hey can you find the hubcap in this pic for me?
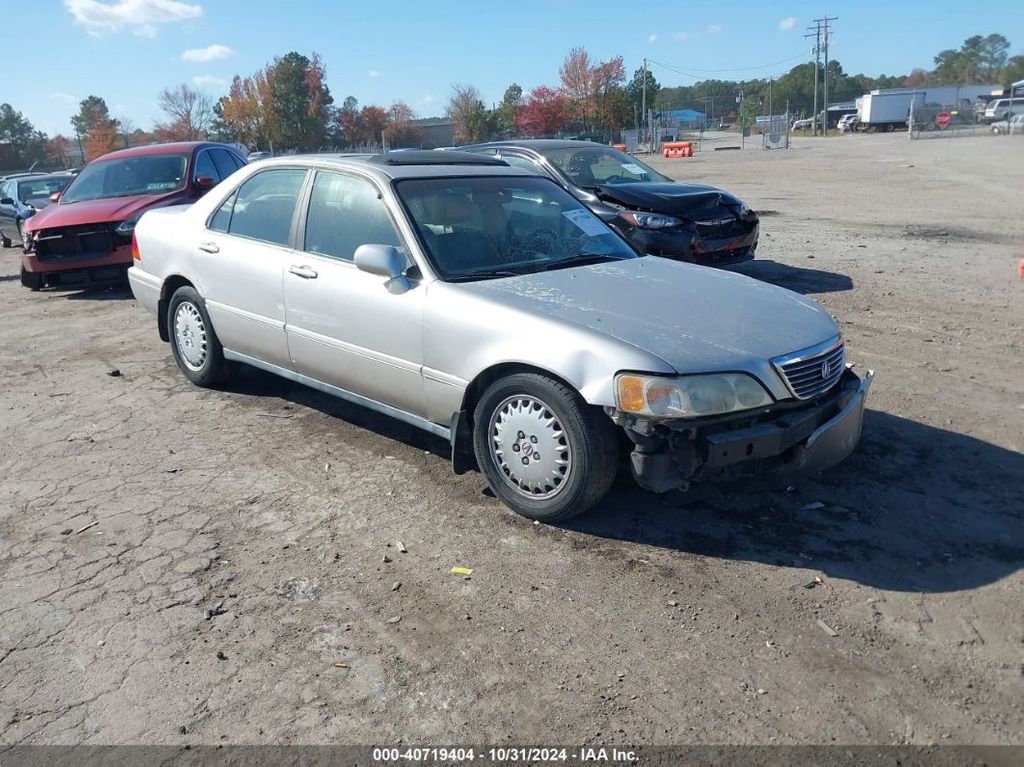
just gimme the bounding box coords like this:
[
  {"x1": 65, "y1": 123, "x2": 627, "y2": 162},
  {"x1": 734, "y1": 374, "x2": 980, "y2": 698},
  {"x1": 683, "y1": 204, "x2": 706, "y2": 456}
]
[
  {"x1": 174, "y1": 301, "x2": 208, "y2": 371},
  {"x1": 489, "y1": 395, "x2": 572, "y2": 499}
]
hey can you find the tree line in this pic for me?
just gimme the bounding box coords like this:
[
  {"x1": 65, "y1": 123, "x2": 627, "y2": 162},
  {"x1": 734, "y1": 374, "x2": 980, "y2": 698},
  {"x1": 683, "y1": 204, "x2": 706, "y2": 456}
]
[{"x1": 1, "y1": 34, "x2": 1021, "y2": 170}]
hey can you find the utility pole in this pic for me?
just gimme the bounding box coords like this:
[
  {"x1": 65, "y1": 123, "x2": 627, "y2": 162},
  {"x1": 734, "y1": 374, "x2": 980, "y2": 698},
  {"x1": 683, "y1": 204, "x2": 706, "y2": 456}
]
[
  {"x1": 641, "y1": 57, "x2": 647, "y2": 147},
  {"x1": 805, "y1": 23, "x2": 821, "y2": 135},
  {"x1": 814, "y1": 15, "x2": 838, "y2": 133}
]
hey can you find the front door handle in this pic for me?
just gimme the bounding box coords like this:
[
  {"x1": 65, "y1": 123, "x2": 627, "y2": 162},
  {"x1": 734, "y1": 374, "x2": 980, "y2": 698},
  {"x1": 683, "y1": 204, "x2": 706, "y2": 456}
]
[
  {"x1": 289, "y1": 264, "x2": 318, "y2": 279},
  {"x1": 198, "y1": 241, "x2": 219, "y2": 253}
]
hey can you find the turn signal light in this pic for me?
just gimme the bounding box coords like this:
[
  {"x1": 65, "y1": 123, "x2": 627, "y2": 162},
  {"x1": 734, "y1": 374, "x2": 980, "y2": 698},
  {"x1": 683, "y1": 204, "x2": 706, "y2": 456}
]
[
  {"x1": 616, "y1": 375, "x2": 645, "y2": 413},
  {"x1": 131, "y1": 232, "x2": 141, "y2": 261}
]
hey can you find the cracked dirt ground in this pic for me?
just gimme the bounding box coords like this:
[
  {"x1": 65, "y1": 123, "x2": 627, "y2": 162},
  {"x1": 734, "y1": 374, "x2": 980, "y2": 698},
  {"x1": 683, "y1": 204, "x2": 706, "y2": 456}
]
[{"x1": 0, "y1": 134, "x2": 1021, "y2": 746}]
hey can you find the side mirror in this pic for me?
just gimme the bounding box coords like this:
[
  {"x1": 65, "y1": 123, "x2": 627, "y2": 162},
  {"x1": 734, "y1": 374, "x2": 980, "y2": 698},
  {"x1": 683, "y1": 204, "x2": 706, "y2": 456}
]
[
  {"x1": 354, "y1": 244, "x2": 410, "y2": 294},
  {"x1": 195, "y1": 176, "x2": 216, "y2": 192},
  {"x1": 49, "y1": 192, "x2": 62, "y2": 203},
  {"x1": 0, "y1": 197, "x2": 13, "y2": 206}
]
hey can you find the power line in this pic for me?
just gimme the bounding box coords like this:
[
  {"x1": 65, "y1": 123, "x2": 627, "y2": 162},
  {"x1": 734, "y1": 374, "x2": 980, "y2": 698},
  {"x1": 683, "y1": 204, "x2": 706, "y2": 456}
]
[{"x1": 646, "y1": 51, "x2": 808, "y2": 79}]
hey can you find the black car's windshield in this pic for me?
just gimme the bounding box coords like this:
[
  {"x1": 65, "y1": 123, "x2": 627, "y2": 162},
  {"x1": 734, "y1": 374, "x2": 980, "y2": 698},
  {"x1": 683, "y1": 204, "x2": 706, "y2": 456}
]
[
  {"x1": 395, "y1": 176, "x2": 637, "y2": 281},
  {"x1": 19, "y1": 176, "x2": 69, "y2": 201},
  {"x1": 540, "y1": 146, "x2": 671, "y2": 189},
  {"x1": 60, "y1": 153, "x2": 189, "y2": 203}
]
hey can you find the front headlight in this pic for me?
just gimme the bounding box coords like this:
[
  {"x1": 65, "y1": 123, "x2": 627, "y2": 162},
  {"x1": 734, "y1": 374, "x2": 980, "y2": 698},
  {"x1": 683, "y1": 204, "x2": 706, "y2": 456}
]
[
  {"x1": 617, "y1": 211, "x2": 682, "y2": 229},
  {"x1": 615, "y1": 373, "x2": 773, "y2": 418},
  {"x1": 114, "y1": 214, "x2": 141, "y2": 236}
]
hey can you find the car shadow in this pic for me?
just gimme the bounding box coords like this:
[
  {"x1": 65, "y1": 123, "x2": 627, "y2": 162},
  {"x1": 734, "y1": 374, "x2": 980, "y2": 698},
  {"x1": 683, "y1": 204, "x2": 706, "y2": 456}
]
[
  {"x1": 62, "y1": 285, "x2": 134, "y2": 301},
  {"x1": 217, "y1": 367, "x2": 1022, "y2": 594},
  {"x1": 566, "y1": 410, "x2": 1023, "y2": 594},
  {"x1": 729, "y1": 259, "x2": 853, "y2": 294}
]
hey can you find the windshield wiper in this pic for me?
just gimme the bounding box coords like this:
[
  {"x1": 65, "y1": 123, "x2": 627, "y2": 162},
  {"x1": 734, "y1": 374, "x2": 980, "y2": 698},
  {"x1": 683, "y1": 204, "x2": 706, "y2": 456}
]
[
  {"x1": 445, "y1": 269, "x2": 522, "y2": 283},
  {"x1": 540, "y1": 253, "x2": 628, "y2": 272}
]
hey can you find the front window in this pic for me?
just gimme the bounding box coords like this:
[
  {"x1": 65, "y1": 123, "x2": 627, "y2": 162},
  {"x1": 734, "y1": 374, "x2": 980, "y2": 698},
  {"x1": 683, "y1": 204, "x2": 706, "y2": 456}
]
[
  {"x1": 539, "y1": 146, "x2": 671, "y2": 189},
  {"x1": 18, "y1": 177, "x2": 70, "y2": 201},
  {"x1": 60, "y1": 153, "x2": 189, "y2": 203},
  {"x1": 395, "y1": 176, "x2": 637, "y2": 281}
]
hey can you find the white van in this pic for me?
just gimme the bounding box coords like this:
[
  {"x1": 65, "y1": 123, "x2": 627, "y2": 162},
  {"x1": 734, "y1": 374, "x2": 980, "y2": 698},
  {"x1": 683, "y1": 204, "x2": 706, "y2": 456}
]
[{"x1": 984, "y1": 98, "x2": 1024, "y2": 123}]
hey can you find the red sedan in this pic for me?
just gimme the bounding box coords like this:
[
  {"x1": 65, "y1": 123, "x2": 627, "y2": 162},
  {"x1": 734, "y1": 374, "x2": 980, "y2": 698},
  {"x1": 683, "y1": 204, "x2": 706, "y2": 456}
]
[{"x1": 21, "y1": 141, "x2": 246, "y2": 290}]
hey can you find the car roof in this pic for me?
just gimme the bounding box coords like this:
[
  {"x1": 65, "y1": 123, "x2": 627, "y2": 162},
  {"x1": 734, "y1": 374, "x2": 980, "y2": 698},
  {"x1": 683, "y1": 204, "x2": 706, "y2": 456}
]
[
  {"x1": 460, "y1": 139, "x2": 607, "y2": 153},
  {"x1": 255, "y1": 151, "x2": 538, "y2": 181},
  {"x1": 93, "y1": 141, "x2": 239, "y2": 162}
]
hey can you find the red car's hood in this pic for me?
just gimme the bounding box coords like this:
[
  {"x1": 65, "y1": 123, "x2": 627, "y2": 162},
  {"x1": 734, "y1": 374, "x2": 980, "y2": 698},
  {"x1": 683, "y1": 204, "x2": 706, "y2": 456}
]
[{"x1": 25, "y1": 192, "x2": 187, "y2": 232}]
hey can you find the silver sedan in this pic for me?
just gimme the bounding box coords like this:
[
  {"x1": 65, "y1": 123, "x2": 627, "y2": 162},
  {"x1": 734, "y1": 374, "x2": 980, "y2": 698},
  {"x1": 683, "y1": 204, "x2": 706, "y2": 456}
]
[{"x1": 128, "y1": 150, "x2": 872, "y2": 521}]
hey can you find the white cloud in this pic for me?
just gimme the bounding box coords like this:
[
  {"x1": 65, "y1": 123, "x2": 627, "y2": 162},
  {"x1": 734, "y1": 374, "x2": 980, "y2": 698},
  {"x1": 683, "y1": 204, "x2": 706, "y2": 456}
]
[
  {"x1": 707, "y1": 23, "x2": 722, "y2": 35},
  {"x1": 779, "y1": 16, "x2": 796, "y2": 31},
  {"x1": 64, "y1": 0, "x2": 201, "y2": 37},
  {"x1": 192, "y1": 75, "x2": 226, "y2": 88},
  {"x1": 648, "y1": 33, "x2": 658, "y2": 43},
  {"x1": 368, "y1": 69, "x2": 381, "y2": 78},
  {"x1": 672, "y1": 31, "x2": 690, "y2": 42},
  {"x1": 182, "y1": 44, "x2": 234, "y2": 62},
  {"x1": 420, "y1": 94, "x2": 434, "y2": 106},
  {"x1": 50, "y1": 93, "x2": 79, "y2": 104}
]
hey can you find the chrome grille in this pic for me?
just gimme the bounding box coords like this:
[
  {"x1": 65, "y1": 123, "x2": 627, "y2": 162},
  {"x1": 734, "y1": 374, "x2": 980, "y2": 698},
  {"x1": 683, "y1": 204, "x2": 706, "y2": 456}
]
[{"x1": 772, "y1": 338, "x2": 845, "y2": 400}]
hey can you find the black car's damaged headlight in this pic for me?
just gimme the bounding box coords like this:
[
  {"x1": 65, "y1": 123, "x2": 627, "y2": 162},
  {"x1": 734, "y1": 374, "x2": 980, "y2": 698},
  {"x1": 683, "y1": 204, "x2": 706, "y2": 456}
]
[{"x1": 617, "y1": 211, "x2": 682, "y2": 230}]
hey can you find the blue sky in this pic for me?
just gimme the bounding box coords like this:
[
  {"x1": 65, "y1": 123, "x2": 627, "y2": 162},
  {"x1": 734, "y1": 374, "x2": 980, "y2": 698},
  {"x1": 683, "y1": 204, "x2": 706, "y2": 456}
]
[{"x1": 10, "y1": 0, "x2": 1023, "y2": 136}]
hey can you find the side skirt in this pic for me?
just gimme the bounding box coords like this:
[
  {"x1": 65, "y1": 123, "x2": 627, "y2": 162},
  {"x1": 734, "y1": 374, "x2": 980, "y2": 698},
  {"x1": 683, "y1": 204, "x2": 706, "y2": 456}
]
[{"x1": 223, "y1": 349, "x2": 452, "y2": 442}]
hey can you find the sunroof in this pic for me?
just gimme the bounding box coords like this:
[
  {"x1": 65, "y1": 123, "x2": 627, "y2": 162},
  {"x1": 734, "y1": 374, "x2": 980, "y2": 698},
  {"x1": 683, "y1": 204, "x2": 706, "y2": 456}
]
[{"x1": 367, "y1": 150, "x2": 507, "y2": 167}]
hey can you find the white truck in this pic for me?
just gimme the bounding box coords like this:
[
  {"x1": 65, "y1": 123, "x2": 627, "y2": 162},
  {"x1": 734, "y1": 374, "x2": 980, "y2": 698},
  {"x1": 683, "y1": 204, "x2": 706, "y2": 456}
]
[{"x1": 856, "y1": 90, "x2": 925, "y2": 132}]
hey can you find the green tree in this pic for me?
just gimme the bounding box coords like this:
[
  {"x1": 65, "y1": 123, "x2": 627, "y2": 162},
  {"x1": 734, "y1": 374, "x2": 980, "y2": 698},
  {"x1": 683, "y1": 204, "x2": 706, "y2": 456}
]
[
  {"x1": 267, "y1": 51, "x2": 334, "y2": 151},
  {"x1": 494, "y1": 83, "x2": 523, "y2": 138},
  {"x1": 0, "y1": 103, "x2": 46, "y2": 168},
  {"x1": 71, "y1": 96, "x2": 120, "y2": 160},
  {"x1": 625, "y1": 66, "x2": 659, "y2": 124}
]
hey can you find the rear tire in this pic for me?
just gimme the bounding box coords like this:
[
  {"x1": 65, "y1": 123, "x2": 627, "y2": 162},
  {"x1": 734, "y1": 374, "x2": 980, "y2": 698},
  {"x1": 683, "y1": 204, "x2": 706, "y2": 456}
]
[
  {"x1": 1, "y1": 230, "x2": 10, "y2": 249},
  {"x1": 472, "y1": 373, "x2": 618, "y2": 522},
  {"x1": 20, "y1": 267, "x2": 42, "y2": 290},
  {"x1": 167, "y1": 285, "x2": 234, "y2": 387}
]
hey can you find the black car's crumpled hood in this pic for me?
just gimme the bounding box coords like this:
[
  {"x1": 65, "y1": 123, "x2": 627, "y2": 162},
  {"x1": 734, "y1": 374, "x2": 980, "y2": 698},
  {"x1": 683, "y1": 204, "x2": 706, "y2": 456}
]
[{"x1": 595, "y1": 182, "x2": 743, "y2": 217}]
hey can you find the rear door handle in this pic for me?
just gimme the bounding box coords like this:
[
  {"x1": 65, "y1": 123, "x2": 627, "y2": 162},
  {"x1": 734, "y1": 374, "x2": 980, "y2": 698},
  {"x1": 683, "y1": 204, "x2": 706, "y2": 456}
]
[
  {"x1": 289, "y1": 264, "x2": 318, "y2": 279},
  {"x1": 198, "y1": 241, "x2": 219, "y2": 253}
]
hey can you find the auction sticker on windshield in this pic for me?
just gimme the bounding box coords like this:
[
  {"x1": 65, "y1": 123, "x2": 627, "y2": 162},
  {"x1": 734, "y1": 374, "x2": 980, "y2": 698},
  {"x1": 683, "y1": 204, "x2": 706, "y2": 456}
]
[
  {"x1": 562, "y1": 208, "x2": 608, "y2": 237},
  {"x1": 621, "y1": 163, "x2": 645, "y2": 175}
]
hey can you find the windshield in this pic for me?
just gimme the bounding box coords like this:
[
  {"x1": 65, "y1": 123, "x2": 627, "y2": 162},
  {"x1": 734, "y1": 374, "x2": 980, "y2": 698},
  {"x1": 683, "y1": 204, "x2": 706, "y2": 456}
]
[
  {"x1": 539, "y1": 146, "x2": 671, "y2": 189},
  {"x1": 19, "y1": 177, "x2": 69, "y2": 201},
  {"x1": 61, "y1": 153, "x2": 189, "y2": 203},
  {"x1": 395, "y1": 176, "x2": 637, "y2": 281}
]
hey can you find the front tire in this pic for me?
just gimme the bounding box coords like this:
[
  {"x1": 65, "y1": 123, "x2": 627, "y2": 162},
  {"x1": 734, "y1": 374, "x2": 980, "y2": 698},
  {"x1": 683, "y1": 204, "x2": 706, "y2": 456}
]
[
  {"x1": 472, "y1": 373, "x2": 618, "y2": 522},
  {"x1": 167, "y1": 285, "x2": 234, "y2": 387}
]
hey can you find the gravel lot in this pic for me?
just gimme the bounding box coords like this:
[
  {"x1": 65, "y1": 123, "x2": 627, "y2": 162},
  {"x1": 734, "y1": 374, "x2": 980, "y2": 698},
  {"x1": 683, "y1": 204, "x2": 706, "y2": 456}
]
[{"x1": 1, "y1": 132, "x2": 1021, "y2": 747}]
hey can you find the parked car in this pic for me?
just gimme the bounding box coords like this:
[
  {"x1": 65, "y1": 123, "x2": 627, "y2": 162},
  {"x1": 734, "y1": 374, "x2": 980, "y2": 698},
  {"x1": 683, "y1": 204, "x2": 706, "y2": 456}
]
[
  {"x1": 21, "y1": 141, "x2": 246, "y2": 290},
  {"x1": 837, "y1": 113, "x2": 859, "y2": 133},
  {"x1": 982, "y1": 98, "x2": 1024, "y2": 123},
  {"x1": 247, "y1": 150, "x2": 273, "y2": 163},
  {"x1": 791, "y1": 117, "x2": 814, "y2": 131},
  {"x1": 0, "y1": 173, "x2": 71, "y2": 248},
  {"x1": 990, "y1": 114, "x2": 1024, "y2": 135},
  {"x1": 458, "y1": 140, "x2": 758, "y2": 267},
  {"x1": 128, "y1": 150, "x2": 872, "y2": 522}
]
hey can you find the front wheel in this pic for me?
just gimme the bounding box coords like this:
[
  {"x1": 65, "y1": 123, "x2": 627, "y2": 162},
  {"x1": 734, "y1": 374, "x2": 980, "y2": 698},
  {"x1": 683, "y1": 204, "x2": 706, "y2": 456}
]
[
  {"x1": 472, "y1": 373, "x2": 619, "y2": 522},
  {"x1": 167, "y1": 285, "x2": 234, "y2": 387}
]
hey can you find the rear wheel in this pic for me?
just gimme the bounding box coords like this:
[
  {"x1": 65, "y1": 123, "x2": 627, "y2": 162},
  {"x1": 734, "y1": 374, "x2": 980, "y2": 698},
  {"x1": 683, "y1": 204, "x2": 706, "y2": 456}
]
[
  {"x1": 167, "y1": 285, "x2": 234, "y2": 387},
  {"x1": 0, "y1": 229, "x2": 10, "y2": 248},
  {"x1": 472, "y1": 373, "x2": 618, "y2": 522}
]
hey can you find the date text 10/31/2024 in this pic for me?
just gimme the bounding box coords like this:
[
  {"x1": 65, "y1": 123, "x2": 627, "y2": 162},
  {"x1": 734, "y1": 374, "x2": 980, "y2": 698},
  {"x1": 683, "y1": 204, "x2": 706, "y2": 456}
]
[{"x1": 371, "y1": 746, "x2": 639, "y2": 762}]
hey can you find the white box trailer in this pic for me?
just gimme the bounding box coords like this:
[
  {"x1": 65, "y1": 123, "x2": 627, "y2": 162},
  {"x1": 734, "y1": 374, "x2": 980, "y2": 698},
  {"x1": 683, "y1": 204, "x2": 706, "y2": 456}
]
[{"x1": 858, "y1": 90, "x2": 925, "y2": 130}]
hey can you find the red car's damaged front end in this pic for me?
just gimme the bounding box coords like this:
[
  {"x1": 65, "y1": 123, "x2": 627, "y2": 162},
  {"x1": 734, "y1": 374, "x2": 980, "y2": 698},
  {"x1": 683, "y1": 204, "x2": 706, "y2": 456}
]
[{"x1": 21, "y1": 142, "x2": 243, "y2": 290}]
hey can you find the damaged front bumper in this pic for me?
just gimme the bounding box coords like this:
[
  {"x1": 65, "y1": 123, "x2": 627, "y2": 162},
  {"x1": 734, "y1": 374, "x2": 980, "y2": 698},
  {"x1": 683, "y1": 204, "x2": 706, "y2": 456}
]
[{"x1": 614, "y1": 368, "x2": 874, "y2": 493}]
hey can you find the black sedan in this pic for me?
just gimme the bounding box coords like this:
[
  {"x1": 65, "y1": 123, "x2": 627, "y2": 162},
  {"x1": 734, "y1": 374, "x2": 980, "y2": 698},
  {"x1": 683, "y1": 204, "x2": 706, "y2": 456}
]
[
  {"x1": 0, "y1": 173, "x2": 71, "y2": 248},
  {"x1": 458, "y1": 140, "x2": 758, "y2": 267}
]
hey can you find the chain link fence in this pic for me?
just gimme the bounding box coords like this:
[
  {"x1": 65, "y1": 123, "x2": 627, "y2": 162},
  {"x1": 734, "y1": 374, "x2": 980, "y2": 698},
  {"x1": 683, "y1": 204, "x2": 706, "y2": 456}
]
[{"x1": 909, "y1": 100, "x2": 1024, "y2": 140}]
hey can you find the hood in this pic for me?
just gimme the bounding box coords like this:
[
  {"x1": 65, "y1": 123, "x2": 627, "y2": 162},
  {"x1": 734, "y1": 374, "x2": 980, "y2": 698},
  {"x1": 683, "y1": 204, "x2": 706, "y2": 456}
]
[
  {"x1": 458, "y1": 258, "x2": 838, "y2": 374},
  {"x1": 25, "y1": 192, "x2": 183, "y2": 232},
  {"x1": 596, "y1": 182, "x2": 743, "y2": 217}
]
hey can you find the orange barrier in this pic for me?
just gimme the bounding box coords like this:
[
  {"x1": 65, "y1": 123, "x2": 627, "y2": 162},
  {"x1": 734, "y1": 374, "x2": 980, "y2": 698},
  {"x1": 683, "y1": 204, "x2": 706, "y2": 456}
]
[
  {"x1": 612, "y1": 143, "x2": 627, "y2": 152},
  {"x1": 662, "y1": 141, "x2": 693, "y2": 158},
  {"x1": 1019, "y1": 258, "x2": 1024, "y2": 279}
]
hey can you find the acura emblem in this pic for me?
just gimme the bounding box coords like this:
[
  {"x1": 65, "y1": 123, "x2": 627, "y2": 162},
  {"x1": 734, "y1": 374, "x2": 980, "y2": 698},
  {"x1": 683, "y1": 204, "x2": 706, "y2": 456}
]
[{"x1": 821, "y1": 360, "x2": 831, "y2": 379}]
